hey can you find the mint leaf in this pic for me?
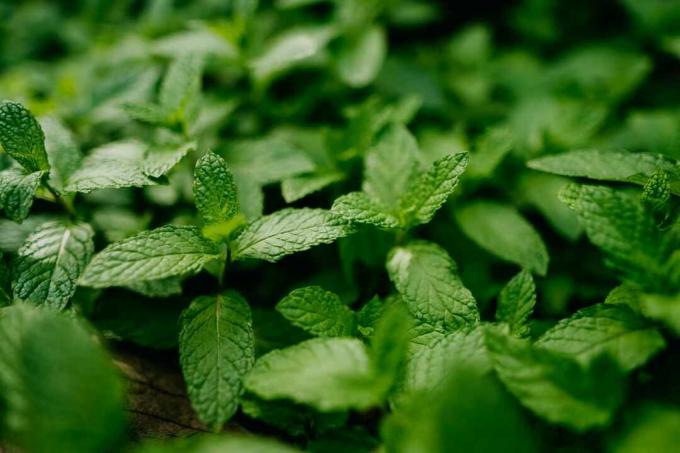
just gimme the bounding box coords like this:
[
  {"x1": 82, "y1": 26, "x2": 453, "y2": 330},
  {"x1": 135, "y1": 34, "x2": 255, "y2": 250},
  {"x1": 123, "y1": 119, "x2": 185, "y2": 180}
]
[
  {"x1": 0, "y1": 305, "x2": 125, "y2": 452},
  {"x1": 560, "y1": 184, "x2": 670, "y2": 288},
  {"x1": 79, "y1": 225, "x2": 221, "y2": 287},
  {"x1": 124, "y1": 276, "x2": 183, "y2": 298},
  {"x1": 0, "y1": 168, "x2": 45, "y2": 222},
  {"x1": 276, "y1": 286, "x2": 356, "y2": 337},
  {"x1": 193, "y1": 152, "x2": 239, "y2": 225},
  {"x1": 143, "y1": 141, "x2": 195, "y2": 178},
  {"x1": 179, "y1": 291, "x2": 255, "y2": 429},
  {"x1": 40, "y1": 117, "x2": 82, "y2": 191},
  {"x1": 456, "y1": 201, "x2": 549, "y2": 275},
  {"x1": 13, "y1": 221, "x2": 94, "y2": 310},
  {"x1": 536, "y1": 304, "x2": 665, "y2": 371},
  {"x1": 232, "y1": 208, "x2": 354, "y2": 262},
  {"x1": 611, "y1": 406, "x2": 680, "y2": 453},
  {"x1": 136, "y1": 433, "x2": 301, "y2": 453},
  {"x1": 282, "y1": 172, "x2": 344, "y2": 203},
  {"x1": 0, "y1": 101, "x2": 50, "y2": 172},
  {"x1": 528, "y1": 149, "x2": 680, "y2": 194},
  {"x1": 485, "y1": 327, "x2": 625, "y2": 431},
  {"x1": 368, "y1": 303, "x2": 412, "y2": 397},
  {"x1": 65, "y1": 141, "x2": 157, "y2": 193},
  {"x1": 159, "y1": 53, "x2": 204, "y2": 127},
  {"x1": 331, "y1": 192, "x2": 400, "y2": 229},
  {"x1": 496, "y1": 270, "x2": 536, "y2": 337},
  {"x1": 336, "y1": 25, "x2": 386, "y2": 88},
  {"x1": 399, "y1": 152, "x2": 468, "y2": 227},
  {"x1": 639, "y1": 293, "x2": 680, "y2": 336},
  {"x1": 245, "y1": 337, "x2": 377, "y2": 411},
  {"x1": 386, "y1": 241, "x2": 479, "y2": 329}
]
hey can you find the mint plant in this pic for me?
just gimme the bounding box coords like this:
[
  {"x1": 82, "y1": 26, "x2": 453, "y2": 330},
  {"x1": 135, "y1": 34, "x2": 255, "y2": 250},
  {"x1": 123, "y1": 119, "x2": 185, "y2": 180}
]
[{"x1": 1, "y1": 1, "x2": 680, "y2": 452}]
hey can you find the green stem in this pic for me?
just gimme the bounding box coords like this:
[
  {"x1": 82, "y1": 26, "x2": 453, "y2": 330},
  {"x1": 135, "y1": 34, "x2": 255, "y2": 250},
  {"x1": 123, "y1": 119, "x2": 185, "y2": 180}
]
[{"x1": 44, "y1": 182, "x2": 76, "y2": 218}]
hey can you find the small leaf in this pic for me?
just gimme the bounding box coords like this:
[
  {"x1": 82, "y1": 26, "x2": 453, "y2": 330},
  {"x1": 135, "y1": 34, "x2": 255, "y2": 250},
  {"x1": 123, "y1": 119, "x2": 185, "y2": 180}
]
[
  {"x1": 456, "y1": 201, "x2": 549, "y2": 275},
  {"x1": 332, "y1": 192, "x2": 400, "y2": 229},
  {"x1": 276, "y1": 286, "x2": 356, "y2": 337},
  {"x1": 337, "y1": 26, "x2": 387, "y2": 88},
  {"x1": 0, "y1": 101, "x2": 50, "y2": 172},
  {"x1": 282, "y1": 172, "x2": 344, "y2": 203},
  {"x1": 143, "y1": 141, "x2": 195, "y2": 178},
  {"x1": 40, "y1": 116, "x2": 82, "y2": 191},
  {"x1": 0, "y1": 168, "x2": 45, "y2": 222},
  {"x1": 232, "y1": 208, "x2": 354, "y2": 262},
  {"x1": 496, "y1": 270, "x2": 536, "y2": 337},
  {"x1": 193, "y1": 152, "x2": 239, "y2": 224},
  {"x1": 79, "y1": 225, "x2": 221, "y2": 287},
  {"x1": 386, "y1": 241, "x2": 479, "y2": 330},
  {"x1": 13, "y1": 221, "x2": 94, "y2": 310},
  {"x1": 179, "y1": 291, "x2": 255, "y2": 429}
]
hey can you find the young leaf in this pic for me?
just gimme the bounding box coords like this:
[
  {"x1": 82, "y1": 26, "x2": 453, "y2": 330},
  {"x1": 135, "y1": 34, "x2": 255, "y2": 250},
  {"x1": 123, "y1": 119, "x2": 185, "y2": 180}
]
[
  {"x1": 386, "y1": 241, "x2": 479, "y2": 330},
  {"x1": 65, "y1": 141, "x2": 157, "y2": 193},
  {"x1": 245, "y1": 337, "x2": 377, "y2": 411},
  {"x1": 79, "y1": 225, "x2": 221, "y2": 287},
  {"x1": 179, "y1": 291, "x2": 255, "y2": 429},
  {"x1": 276, "y1": 286, "x2": 356, "y2": 337},
  {"x1": 560, "y1": 184, "x2": 669, "y2": 288},
  {"x1": 0, "y1": 168, "x2": 45, "y2": 222},
  {"x1": 536, "y1": 304, "x2": 666, "y2": 371},
  {"x1": 456, "y1": 201, "x2": 549, "y2": 275},
  {"x1": 399, "y1": 152, "x2": 469, "y2": 227},
  {"x1": 40, "y1": 117, "x2": 82, "y2": 191},
  {"x1": 159, "y1": 53, "x2": 205, "y2": 130},
  {"x1": 282, "y1": 172, "x2": 344, "y2": 203},
  {"x1": 332, "y1": 192, "x2": 400, "y2": 229},
  {"x1": 0, "y1": 101, "x2": 50, "y2": 172},
  {"x1": 495, "y1": 270, "x2": 537, "y2": 337},
  {"x1": 232, "y1": 208, "x2": 354, "y2": 262},
  {"x1": 528, "y1": 149, "x2": 680, "y2": 195},
  {"x1": 193, "y1": 152, "x2": 239, "y2": 224},
  {"x1": 485, "y1": 328, "x2": 625, "y2": 431},
  {"x1": 13, "y1": 221, "x2": 94, "y2": 310},
  {"x1": 0, "y1": 305, "x2": 126, "y2": 452},
  {"x1": 336, "y1": 25, "x2": 387, "y2": 88}
]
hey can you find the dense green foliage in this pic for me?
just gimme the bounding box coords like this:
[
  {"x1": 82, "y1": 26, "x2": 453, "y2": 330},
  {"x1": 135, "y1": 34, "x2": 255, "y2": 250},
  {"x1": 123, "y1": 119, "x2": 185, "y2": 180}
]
[{"x1": 1, "y1": 0, "x2": 679, "y2": 451}]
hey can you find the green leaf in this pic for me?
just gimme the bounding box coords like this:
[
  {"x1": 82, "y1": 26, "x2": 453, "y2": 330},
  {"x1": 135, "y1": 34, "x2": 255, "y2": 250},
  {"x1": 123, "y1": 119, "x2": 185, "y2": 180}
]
[
  {"x1": 369, "y1": 304, "x2": 412, "y2": 396},
  {"x1": 0, "y1": 168, "x2": 45, "y2": 222},
  {"x1": 40, "y1": 116, "x2": 82, "y2": 191},
  {"x1": 331, "y1": 192, "x2": 400, "y2": 229},
  {"x1": 0, "y1": 252, "x2": 11, "y2": 306},
  {"x1": 245, "y1": 337, "x2": 377, "y2": 411},
  {"x1": 282, "y1": 172, "x2": 344, "y2": 203},
  {"x1": 79, "y1": 225, "x2": 221, "y2": 287},
  {"x1": 528, "y1": 149, "x2": 680, "y2": 195},
  {"x1": 232, "y1": 208, "x2": 354, "y2": 262},
  {"x1": 0, "y1": 101, "x2": 50, "y2": 172},
  {"x1": 193, "y1": 152, "x2": 239, "y2": 224},
  {"x1": 179, "y1": 291, "x2": 255, "y2": 429},
  {"x1": 276, "y1": 286, "x2": 356, "y2": 337},
  {"x1": 336, "y1": 26, "x2": 387, "y2": 88},
  {"x1": 124, "y1": 276, "x2": 183, "y2": 298},
  {"x1": 496, "y1": 270, "x2": 536, "y2": 337},
  {"x1": 610, "y1": 406, "x2": 680, "y2": 453},
  {"x1": 0, "y1": 215, "x2": 54, "y2": 252},
  {"x1": 13, "y1": 221, "x2": 94, "y2": 310},
  {"x1": 404, "y1": 324, "x2": 490, "y2": 392},
  {"x1": 135, "y1": 433, "x2": 301, "y2": 453},
  {"x1": 485, "y1": 327, "x2": 625, "y2": 431},
  {"x1": 363, "y1": 124, "x2": 419, "y2": 210},
  {"x1": 159, "y1": 54, "x2": 204, "y2": 117},
  {"x1": 386, "y1": 241, "x2": 479, "y2": 330},
  {"x1": 399, "y1": 152, "x2": 468, "y2": 227},
  {"x1": 536, "y1": 304, "x2": 665, "y2": 371},
  {"x1": 456, "y1": 201, "x2": 549, "y2": 275},
  {"x1": 560, "y1": 184, "x2": 669, "y2": 288},
  {"x1": 638, "y1": 293, "x2": 680, "y2": 336},
  {"x1": 65, "y1": 141, "x2": 157, "y2": 193},
  {"x1": 143, "y1": 141, "x2": 195, "y2": 178},
  {"x1": 467, "y1": 126, "x2": 513, "y2": 179},
  {"x1": 0, "y1": 305, "x2": 126, "y2": 452}
]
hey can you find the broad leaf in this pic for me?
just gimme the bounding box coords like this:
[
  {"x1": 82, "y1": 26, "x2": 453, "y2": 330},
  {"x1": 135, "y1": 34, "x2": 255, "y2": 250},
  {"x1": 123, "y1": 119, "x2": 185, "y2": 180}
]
[{"x1": 0, "y1": 168, "x2": 45, "y2": 222}]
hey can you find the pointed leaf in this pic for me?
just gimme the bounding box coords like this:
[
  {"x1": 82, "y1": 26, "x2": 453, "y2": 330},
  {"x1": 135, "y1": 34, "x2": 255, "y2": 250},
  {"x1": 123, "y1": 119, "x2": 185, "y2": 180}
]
[
  {"x1": 0, "y1": 101, "x2": 49, "y2": 172},
  {"x1": 276, "y1": 286, "x2": 355, "y2": 337},
  {"x1": 193, "y1": 152, "x2": 239, "y2": 224}
]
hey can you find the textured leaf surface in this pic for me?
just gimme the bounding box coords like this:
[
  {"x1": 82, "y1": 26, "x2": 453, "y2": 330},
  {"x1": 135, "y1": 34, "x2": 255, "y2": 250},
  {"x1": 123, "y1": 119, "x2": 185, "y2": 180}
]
[
  {"x1": 276, "y1": 286, "x2": 356, "y2": 337},
  {"x1": 159, "y1": 53, "x2": 204, "y2": 118},
  {"x1": 0, "y1": 101, "x2": 49, "y2": 172},
  {"x1": 528, "y1": 149, "x2": 680, "y2": 194},
  {"x1": 496, "y1": 270, "x2": 536, "y2": 337},
  {"x1": 485, "y1": 328, "x2": 624, "y2": 431},
  {"x1": 456, "y1": 201, "x2": 549, "y2": 275},
  {"x1": 399, "y1": 153, "x2": 469, "y2": 227},
  {"x1": 0, "y1": 305, "x2": 125, "y2": 452},
  {"x1": 232, "y1": 208, "x2": 354, "y2": 262},
  {"x1": 386, "y1": 241, "x2": 479, "y2": 329},
  {"x1": 193, "y1": 152, "x2": 239, "y2": 224},
  {"x1": 13, "y1": 221, "x2": 94, "y2": 310},
  {"x1": 536, "y1": 304, "x2": 665, "y2": 371},
  {"x1": 65, "y1": 141, "x2": 156, "y2": 193},
  {"x1": 332, "y1": 192, "x2": 400, "y2": 229},
  {"x1": 143, "y1": 141, "x2": 194, "y2": 178},
  {"x1": 0, "y1": 168, "x2": 44, "y2": 222},
  {"x1": 561, "y1": 184, "x2": 669, "y2": 287},
  {"x1": 179, "y1": 292, "x2": 255, "y2": 428},
  {"x1": 80, "y1": 225, "x2": 220, "y2": 287},
  {"x1": 40, "y1": 117, "x2": 82, "y2": 190},
  {"x1": 245, "y1": 337, "x2": 376, "y2": 411}
]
